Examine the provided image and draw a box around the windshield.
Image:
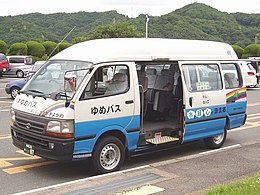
[23,60,92,99]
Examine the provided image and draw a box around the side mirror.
[64,74,77,92]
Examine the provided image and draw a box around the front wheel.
[10,87,20,99]
[204,130,227,149]
[16,70,24,78]
[92,136,125,174]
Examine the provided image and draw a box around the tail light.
[247,72,255,76]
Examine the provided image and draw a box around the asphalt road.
[0,76,259,194]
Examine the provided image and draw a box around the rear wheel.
[92,136,125,174]
[10,87,20,99]
[248,85,257,88]
[204,129,227,149]
[16,70,24,78]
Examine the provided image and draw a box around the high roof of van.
[51,38,238,63]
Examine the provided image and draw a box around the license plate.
[3,68,6,72]
[24,143,35,156]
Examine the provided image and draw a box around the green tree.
[0,40,8,54]
[257,46,260,57]
[232,45,244,59]
[42,41,59,57]
[72,37,87,44]
[58,42,72,52]
[9,43,28,55]
[26,41,45,58]
[88,22,143,40]
[242,44,260,58]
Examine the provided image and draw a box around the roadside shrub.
[42,41,59,57]
[9,43,28,55]
[232,45,244,59]
[0,40,8,54]
[242,44,260,58]
[58,42,72,52]
[26,41,45,58]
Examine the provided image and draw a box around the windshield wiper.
[20,89,43,95]
[19,89,49,99]
[29,89,44,94]
[50,92,71,101]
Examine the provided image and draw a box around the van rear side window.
[182,64,222,92]
[221,63,241,89]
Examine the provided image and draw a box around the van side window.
[182,64,222,92]
[80,65,129,100]
[221,63,241,89]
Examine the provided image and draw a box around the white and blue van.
[10,38,247,173]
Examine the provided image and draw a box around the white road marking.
[199,144,241,155]
[0,109,10,112]
[13,165,150,195]
[0,96,12,99]
[0,101,12,104]
[14,143,245,195]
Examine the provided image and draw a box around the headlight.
[46,120,74,138]
[10,109,16,125]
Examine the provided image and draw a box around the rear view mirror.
[64,74,77,92]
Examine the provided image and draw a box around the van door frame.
[179,61,227,143]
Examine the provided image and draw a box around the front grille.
[15,131,49,149]
[15,111,47,134]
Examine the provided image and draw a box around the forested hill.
[0,3,259,47]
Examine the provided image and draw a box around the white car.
[239,60,257,88]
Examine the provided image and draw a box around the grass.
[205,173,260,195]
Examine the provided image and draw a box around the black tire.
[92,136,125,174]
[16,70,24,78]
[10,87,20,99]
[248,84,257,88]
[204,129,227,149]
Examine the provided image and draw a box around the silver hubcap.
[11,89,19,98]
[213,133,224,145]
[99,143,120,171]
[17,71,23,78]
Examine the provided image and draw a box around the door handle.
[189,97,193,107]
[125,100,134,104]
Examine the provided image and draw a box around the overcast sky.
[0,0,259,17]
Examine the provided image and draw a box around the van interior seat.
[146,68,157,104]
[153,69,174,112]
[118,69,128,74]
[224,73,235,88]
[153,69,173,91]
[106,73,128,94]
[146,68,157,88]
[137,70,148,92]
[208,72,220,90]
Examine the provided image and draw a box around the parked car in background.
[239,60,257,88]
[248,57,260,84]
[5,79,26,99]
[5,61,45,99]
[5,55,33,78]
[0,53,10,78]
[26,60,46,79]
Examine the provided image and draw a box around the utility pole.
[255,35,258,44]
[145,14,149,38]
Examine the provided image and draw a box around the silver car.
[6,55,33,78]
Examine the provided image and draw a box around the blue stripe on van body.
[226,101,246,129]
[184,105,226,142]
[183,118,225,142]
[73,115,140,156]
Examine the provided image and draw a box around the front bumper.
[11,125,74,161]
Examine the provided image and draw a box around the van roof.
[51,38,238,63]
